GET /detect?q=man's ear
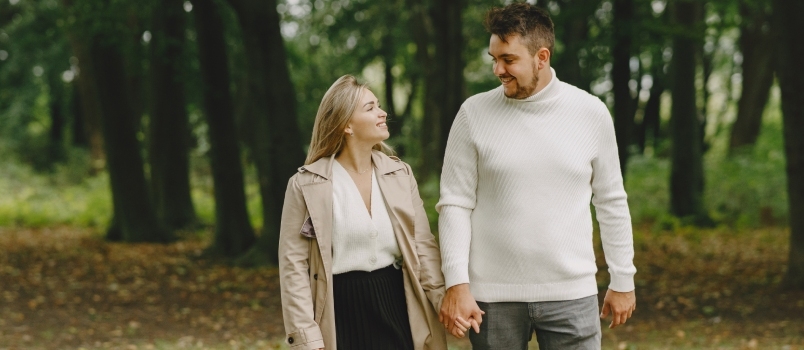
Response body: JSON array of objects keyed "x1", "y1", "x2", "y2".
[{"x1": 537, "y1": 48, "x2": 551, "y2": 69}]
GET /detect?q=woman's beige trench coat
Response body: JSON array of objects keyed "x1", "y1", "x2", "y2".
[{"x1": 278, "y1": 151, "x2": 448, "y2": 350}]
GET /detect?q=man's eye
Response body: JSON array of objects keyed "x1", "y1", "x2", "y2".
[{"x1": 505, "y1": 60, "x2": 513, "y2": 64}]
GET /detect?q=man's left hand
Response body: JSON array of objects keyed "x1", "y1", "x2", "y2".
[{"x1": 600, "y1": 289, "x2": 636, "y2": 329}]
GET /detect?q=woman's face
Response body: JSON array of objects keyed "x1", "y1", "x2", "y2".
[{"x1": 345, "y1": 88, "x2": 389, "y2": 143}]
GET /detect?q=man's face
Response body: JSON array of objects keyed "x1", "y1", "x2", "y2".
[{"x1": 488, "y1": 34, "x2": 539, "y2": 99}]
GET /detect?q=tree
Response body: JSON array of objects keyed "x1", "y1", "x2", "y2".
[
  {"x1": 772, "y1": 0, "x2": 804, "y2": 289},
  {"x1": 47, "y1": 71, "x2": 67, "y2": 164},
  {"x1": 434, "y1": 0, "x2": 466, "y2": 171},
  {"x1": 729, "y1": 0, "x2": 773, "y2": 154},
  {"x1": 612, "y1": 0, "x2": 635, "y2": 176},
  {"x1": 636, "y1": 50, "x2": 666, "y2": 153},
  {"x1": 66, "y1": 34, "x2": 106, "y2": 172},
  {"x1": 379, "y1": 1, "x2": 397, "y2": 138},
  {"x1": 552, "y1": 0, "x2": 599, "y2": 91},
  {"x1": 408, "y1": 0, "x2": 465, "y2": 179},
  {"x1": 408, "y1": 0, "x2": 439, "y2": 178},
  {"x1": 66, "y1": 0, "x2": 170, "y2": 242},
  {"x1": 191, "y1": 0, "x2": 256, "y2": 257},
  {"x1": 669, "y1": 0, "x2": 706, "y2": 219},
  {"x1": 224, "y1": 0, "x2": 306, "y2": 265},
  {"x1": 148, "y1": 0, "x2": 197, "y2": 230},
  {"x1": 70, "y1": 84, "x2": 88, "y2": 148}
]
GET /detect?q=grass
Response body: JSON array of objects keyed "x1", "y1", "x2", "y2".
[
  {"x1": 0, "y1": 149, "x2": 265, "y2": 230},
  {"x1": 0, "y1": 155, "x2": 112, "y2": 228}
]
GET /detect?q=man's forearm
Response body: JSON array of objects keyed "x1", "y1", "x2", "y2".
[{"x1": 438, "y1": 205, "x2": 473, "y2": 289}]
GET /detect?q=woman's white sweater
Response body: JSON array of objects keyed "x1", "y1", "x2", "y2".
[{"x1": 331, "y1": 161, "x2": 401, "y2": 274}]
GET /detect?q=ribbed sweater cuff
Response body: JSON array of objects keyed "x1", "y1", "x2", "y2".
[
  {"x1": 609, "y1": 273, "x2": 635, "y2": 292},
  {"x1": 444, "y1": 270, "x2": 470, "y2": 290}
]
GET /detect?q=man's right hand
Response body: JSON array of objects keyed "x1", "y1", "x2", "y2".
[{"x1": 439, "y1": 283, "x2": 484, "y2": 338}]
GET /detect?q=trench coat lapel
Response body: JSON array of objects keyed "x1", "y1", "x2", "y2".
[
  {"x1": 372, "y1": 151, "x2": 419, "y2": 272},
  {"x1": 299, "y1": 155, "x2": 335, "y2": 282}
]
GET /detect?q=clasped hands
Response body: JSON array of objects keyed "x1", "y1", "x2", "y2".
[
  {"x1": 438, "y1": 284, "x2": 483, "y2": 338},
  {"x1": 439, "y1": 284, "x2": 637, "y2": 338}
]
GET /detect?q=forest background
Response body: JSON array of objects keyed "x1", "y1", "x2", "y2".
[{"x1": 1, "y1": 0, "x2": 803, "y2": 348}]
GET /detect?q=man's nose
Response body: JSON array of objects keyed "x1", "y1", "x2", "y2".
[{"x1": 493, "y1": 62, "x2": 505, "y2": 77}]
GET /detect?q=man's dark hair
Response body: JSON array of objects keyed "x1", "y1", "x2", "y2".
[{"x1": 484, "y1": 2, "x2": 555, "y2": 56}]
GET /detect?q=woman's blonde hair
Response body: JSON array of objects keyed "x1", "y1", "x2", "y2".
[{"x1": 305, "y1": 75, "x2": 394, "y2": 165}]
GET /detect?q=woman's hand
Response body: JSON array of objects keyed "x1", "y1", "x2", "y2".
[{"x1": 450, "y1": 316, "x2": 480, "y2": 339}]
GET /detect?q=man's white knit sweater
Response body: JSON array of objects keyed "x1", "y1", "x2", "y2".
[{"x1": 436, "y1": 68, "x2": 636, "y2": 303}]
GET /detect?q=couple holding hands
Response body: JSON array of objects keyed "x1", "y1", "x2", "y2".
[{"x1": 279, "y1": 3, "x2": 637, "y2": 349}]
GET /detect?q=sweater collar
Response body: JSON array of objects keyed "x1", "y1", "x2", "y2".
[{"x1": 501, "y1": 67, "x2": 562, "y2": 103}]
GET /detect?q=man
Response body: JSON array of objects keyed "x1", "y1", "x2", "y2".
[{"x1": 436, "y1": 3, "x2": 637, "y2": 349}]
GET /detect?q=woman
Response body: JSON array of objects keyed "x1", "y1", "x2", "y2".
[{"x1": 279, "y1": 75, "x2": 448, "y2": 350}]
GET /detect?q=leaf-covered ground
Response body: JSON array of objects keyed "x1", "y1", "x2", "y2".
[{"x1": 0, "y1": 226, "x2": 802, "y2": 349}]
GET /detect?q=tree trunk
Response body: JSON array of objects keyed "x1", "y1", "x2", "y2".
[
  {"x1": 612, "y1": 0, "x2": 634, "y2": 177},
  {"x1": 409, "y1": 0, "x2": 439, "y2": 178},
  {"x1": 70, "y1": 83, "x2": 88, "y2": 147},
  {"x1": 554, "y1": 0, "x2": 597, "y2": 91},
  {"x1": 149, "y1": 0, "x2": 197, "y2": 230},
  {"x1": 383, "y1": 34, "x2": 403, "y2": 154},
  {"x1": 696, "y1": 2, "x2": 711, "y2": 154},
  {"x1": 434, "y1": 0, "x2": 466, "y2": 170},
  {"x1": 227, "y1": 0, "x2": 306, "y2": 265},
  {"x1": 48, "y1": 73, "x2": 66, "y2": 164},
  {"x1": 669, "y1": 0, "x2": 705, "y2": 219},
  {"x1": 637, "y1": 58, "x2": 665, "y2": 154},
  {"x1": 89, "y1": 37, "x2": 170, "y2": 242},
  {"x1": 192, "y1": 0, "x2": 256, "y2": 257},
  {"x1": 729, "y1": 1, "x2": 774, "y2": 154},
  {"x1": 407, "y1": 0, "x2": 465, "y2": 179},
  {"x1": 773, "y1": 0, "x2": 804, "y2": 289},
  {"x1": 123, "y1": 12, "x2": 146, "y2": 125},
  {"x1": 67, "y1": 36, "x2": 106, "y2": 172}
]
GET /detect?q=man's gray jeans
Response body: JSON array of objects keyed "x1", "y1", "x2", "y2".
[{"x1": 469, "y1": 295, "x2": 601, "y2": 350}]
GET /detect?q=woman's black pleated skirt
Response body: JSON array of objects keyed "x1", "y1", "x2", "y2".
[{"x1": 333, "y1": 264, "x2": 414, "y2": 350}]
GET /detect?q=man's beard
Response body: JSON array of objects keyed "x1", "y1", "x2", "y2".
[{"x1": 504, "y1": 62, "x2": 540, "y2": 99}]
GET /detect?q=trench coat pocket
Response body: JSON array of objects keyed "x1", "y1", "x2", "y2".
[{"x1": 299, "y1": 217, "x2": 316, "y2": 238}]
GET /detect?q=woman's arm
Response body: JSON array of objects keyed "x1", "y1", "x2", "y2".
[
  {"x1": 279, "y1": 175, "x2": 325, "y2": 349},
  {"x1": 405, "y1": 163, "x2": 447, "y2": 312}
]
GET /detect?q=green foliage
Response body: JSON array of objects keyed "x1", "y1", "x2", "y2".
[
  {"x1": 0, "y1": 149, "x2": 110, "y2": 228},
  {"x1": 705, "y1": 114, "x2": 787, "y2": 228},
  {"x1": 626, "y1": 115, "x2": 787, "y2": 230},
  {"x1": 0, "y1": 0, "x2": 73, "y2": 168},
  {"x1": 279, "y1": 0, "x2": 414, "y2": 145},
  {"x1": 0, "y1": 149, "x2": 269, "y2": 230},
  {"x1": 417, "y1": 174, "x2": 442, "y2": 236}
]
